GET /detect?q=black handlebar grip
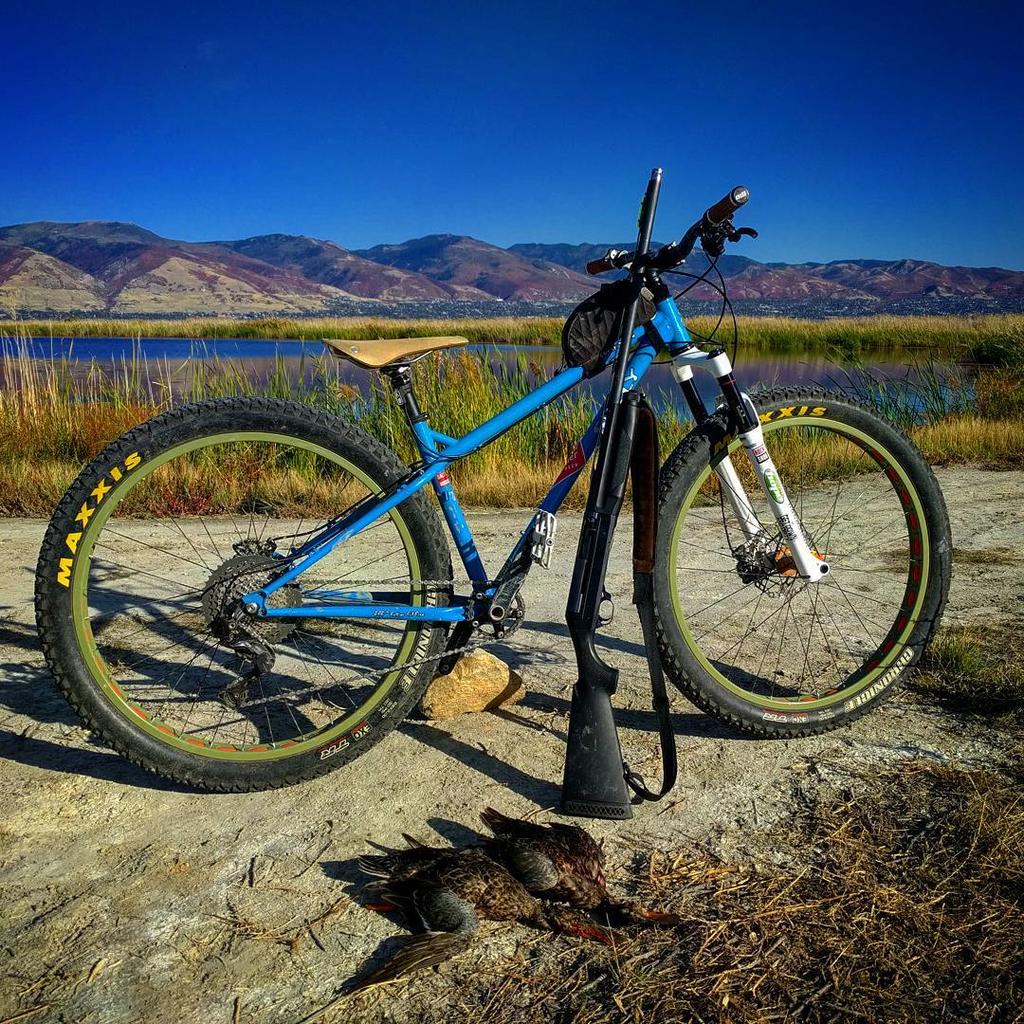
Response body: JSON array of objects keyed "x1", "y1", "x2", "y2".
[
  {"x1": 705, "y1": 186, "x2": 750, "y2": 225},
  {"x1": 586, "y1": 249, "x2": 631, "y2": 275}
]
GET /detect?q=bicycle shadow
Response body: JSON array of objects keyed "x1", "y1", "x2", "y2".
[
  {"x1": 516, "y1": 618, "x2": 649, "y2": 659},
  {"x1": 517, "y1": 690, "x2": 751, "y2": 741},
  {"x1": 398, "y1": 720, "x2": 562, "y2": 806},
  {"x1": 0, "y1": 613, "x2": 566, "y2": 800},
  {"x1": 479, "y1": 618, "x2": 646, "y2": 678},
  {"x1": 0, "y1": 614, "x2": 191, "y2": 790},
  {"x1": 0, "y1": 607, "x2": 747, "y2": 799},
  {"x1": 0, "y1": 614, "x2": 80, "y2": 726}
]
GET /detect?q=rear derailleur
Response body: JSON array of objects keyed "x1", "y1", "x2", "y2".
[
  {"x1": 203, "y1": 538, "x2": 301, "y2": 707},
  {"x1": 209, "y1": 605, "x2": 277, "y2": 708}
]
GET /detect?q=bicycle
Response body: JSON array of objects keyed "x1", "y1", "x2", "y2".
[{"x1": 35, "y1": 170, "x2": 951, "y2": 814}]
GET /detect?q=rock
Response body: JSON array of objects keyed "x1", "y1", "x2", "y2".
[{"x1": 420, "y1": 650, "x2": 525, "y2": 721}]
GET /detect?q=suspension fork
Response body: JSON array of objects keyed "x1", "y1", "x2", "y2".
[{"x1": 672, "y1": 352, "x2": 830, "y2": 582}]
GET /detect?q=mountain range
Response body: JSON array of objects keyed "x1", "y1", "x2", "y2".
[{"x1": 1, "y1": 220, "x2": 1022, "y2": 315}]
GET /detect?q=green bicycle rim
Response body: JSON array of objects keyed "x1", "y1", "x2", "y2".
[
  {"x1": 668, "y1": 414, "x2": 930, "y2": 711},
  {"x1": 70, "y1": 431, "x2": 428, "y2": 761}
]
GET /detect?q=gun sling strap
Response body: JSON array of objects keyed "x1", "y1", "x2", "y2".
[{"x1": 624, "y1": 393, "x2": 678, "y2": 802}]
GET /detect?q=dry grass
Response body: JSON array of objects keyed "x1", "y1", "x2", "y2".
[
  {"x1": 911, "y1": 624, "x2": 1024, "y2": 711},
  {"x1": 372, "y1": 763, "x2": 1024, "y2": 1024},
  {"x1": 0, "y1": 344, "x2": 671, "y2": 514},
  {"x1": 913, "y1": 415, "x2": 1024, "y2": 469},
  {"x1": 953, "y1": 546, "x2": 1022, "y2": 566},
  {"x1": 214, "y1": 895, "x2": 349, "y2": 956},
  {"x1": 3, "y1": 328, "x2": 1024, "y2": 515},
  {"x1": 4, "y1": 315, "x2": 568, "y2": 346}
]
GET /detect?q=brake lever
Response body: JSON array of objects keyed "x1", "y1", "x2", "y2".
[
  {"x1": 726, "y1": 225, "x2": 758, "y2": 242},
  {"x1": 699, "y1": 223, "x2": 728, "y2": 259}
]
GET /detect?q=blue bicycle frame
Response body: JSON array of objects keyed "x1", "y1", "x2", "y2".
[{"x1": 243, "y1": 296, "x2": 705, "y2": 623}]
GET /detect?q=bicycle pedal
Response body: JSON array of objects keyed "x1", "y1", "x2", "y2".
[{"x1": 530, "y1": 510, "x2": 558, "y2": 569}]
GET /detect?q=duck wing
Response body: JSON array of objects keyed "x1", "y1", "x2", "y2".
[
  {"x1": 480, "y1": 806, "x2": 554, "y2": 841},
  {"x1": 480, "y1": 808, "x2": 604, "y2": 873},
  {"x1": 484, "y1": 837, "x2": 561, "y2": 894},
  {"x1": 358, "y1": 845, "x2": 447, "y2": 882},
  {"x1": 348, "y1": 929, "x2": 475, "y2": 993}
]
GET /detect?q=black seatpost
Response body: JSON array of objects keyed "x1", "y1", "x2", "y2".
[{"x1": 560, "y1": 168, "x2": 663, "y2": 820}]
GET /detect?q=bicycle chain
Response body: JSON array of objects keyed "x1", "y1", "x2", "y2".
[
  {"x1": 223, "y1": 575, "x2": 514, "y2": 713},
  {"x1": 233, "y1": 621, "x2": 491, "y2": 713}
]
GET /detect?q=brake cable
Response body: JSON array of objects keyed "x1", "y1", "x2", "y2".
[{"x1": 664, "y1": 253, "x2": 740, "y2": 369}]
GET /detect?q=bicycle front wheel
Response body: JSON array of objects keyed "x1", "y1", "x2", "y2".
[
  {"x1": 653, "y1": 388, "x2": 951, "y2": 736},
  {"x1": 35, "y1": 397, "x2": 452, "y2": 791}
]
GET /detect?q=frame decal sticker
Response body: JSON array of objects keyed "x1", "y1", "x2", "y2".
[{"x1": 763, "y1": 468, "x2": 785, "y2": 504}]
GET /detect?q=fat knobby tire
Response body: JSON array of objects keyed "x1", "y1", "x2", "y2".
[
  {"x1": 652, "y1": 388, "x2": 952, "y2": 737},
  {"x1": 35, "y1": 397, "x2": 453, "y2": 792}
]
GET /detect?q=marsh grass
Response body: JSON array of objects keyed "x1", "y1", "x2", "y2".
[
  {"x1": 0, "y1": 342, "x2": 691, "y2": 515},
  {"x1": 816, "y1": 352, "x2": 1024, "y2": 467},
  {"x1": 823, "y1": 358, "x2": 971, "y2": 428},
  {"x1": 913, "y1": 415, "x2": 1024, "y2": 469},
  {"x1": 2, "y1": 329, "x2": 1023, "y2": 515}
]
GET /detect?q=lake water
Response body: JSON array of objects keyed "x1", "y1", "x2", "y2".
[{"x1": 4, "y1": 335, "x2": 939, "y2": 410}]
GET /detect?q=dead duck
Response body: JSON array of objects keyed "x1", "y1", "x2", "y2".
[
  {"x1": 354, "y1": 846, "x2": 612, "y2": 991},
  {"x1": 479, "y1": 805, "x2": 607, "y2": 909},
  {"x1": 479, "y1": 807, "x2": 681, "y2": 926}
]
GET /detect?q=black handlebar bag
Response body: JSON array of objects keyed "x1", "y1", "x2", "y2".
[{"x1": 561, "y1": 280, "x2": 656, "y2": 377}]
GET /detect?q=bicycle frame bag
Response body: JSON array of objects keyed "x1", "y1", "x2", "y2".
[{"x1": 562, "y1": 280, "x2": 656, "y2": 377}]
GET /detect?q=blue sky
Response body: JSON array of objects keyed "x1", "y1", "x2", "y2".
[{"x1": 3, "y1": 1, "x2": 1022, "y2": 267}]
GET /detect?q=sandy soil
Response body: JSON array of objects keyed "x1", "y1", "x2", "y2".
[{"x1": 0, "y1": 467, "x2": 1021, "y2": 1023}]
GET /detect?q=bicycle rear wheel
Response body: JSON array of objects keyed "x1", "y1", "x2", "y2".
[
  {"x1": 35, "y1": 397, "x2": 452, "y2": 791},
  {"x1": 653, "y1": 388, "x2": 951, "y2": 735}
]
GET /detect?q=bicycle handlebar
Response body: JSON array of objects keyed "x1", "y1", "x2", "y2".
[
  {"x1": 585, "y1": 185, "x2": 752, "y2": 276},
  {"x1": 585, "y1": 249, "x2": 630, "y2": 275},
  {"x1": 704, "y1": 185, "x2": 749, "y2": 225}
]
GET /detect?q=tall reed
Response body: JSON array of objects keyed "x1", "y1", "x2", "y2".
[
  {"x1": 0, "y1": 341, "x2": 692, "y2": 513},
  {"x1": 2, "y1": 335, "x2": 1021, "y2": 515}
]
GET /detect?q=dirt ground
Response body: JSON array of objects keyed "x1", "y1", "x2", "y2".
[{"x1": 0, "y1": 467, "x2": 1021, "y2": 1024}]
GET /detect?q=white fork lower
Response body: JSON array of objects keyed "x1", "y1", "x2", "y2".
[
  {"x1": 729, "y1": 397, "x2": 829, "y2": 581},
  {"x1": 710, "y1": 410, "x2": 830, "y2": 582},
  {"x1": 672, "y1": 355, "x2": 829, "y2": 582}
]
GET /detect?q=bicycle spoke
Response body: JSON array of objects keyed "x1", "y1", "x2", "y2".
[
  {"x1": 291, "y1": 633, "x2": 357, "y2": 710},
  {"x1": 99, "y1": 531, "x2": 210, "y2": 575},
  {"x1": 671, "y1": 414, "x2": 923, "y2": 708},
  {"x1": 73, "y1": 428, "x2": 438, "y2": 759}
]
